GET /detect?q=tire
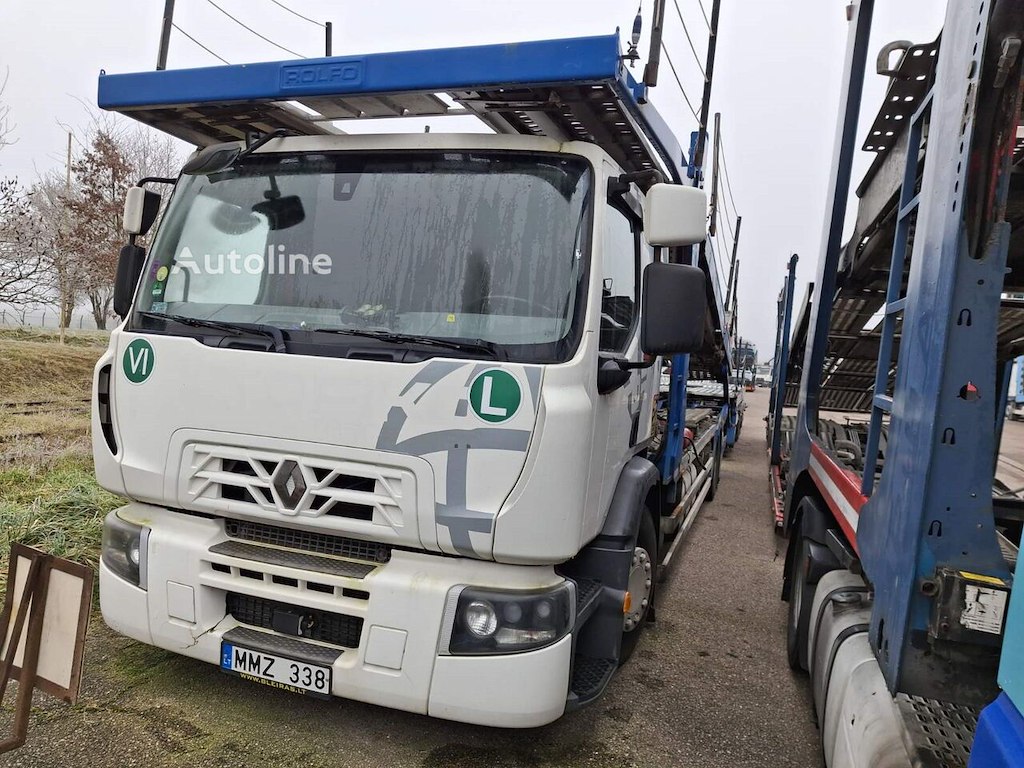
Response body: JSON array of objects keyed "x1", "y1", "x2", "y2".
[
  {"x1": 706, "y1": 437, "x2": 723, "y2": 502},
  {"x1": 619, "y1": 511, "x2": 658, "y2": 664},
  {"x1": 785, "y1": 516, "x2": 840, "y2": 672},
  {"x1": 785, "y1": 536, "x2": 815, "y2": 671}
]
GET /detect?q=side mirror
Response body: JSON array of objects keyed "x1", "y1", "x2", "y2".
[
  {"x1": 641, "y1": 261, "x2": 706, "y2": 354},
  {"x1": 123, "y1": 187, "x2": 162, "y2": 236},
  {"x1": 643, "y1": 184, "x2": 707, "y2": 247},
  {"x1": 113, "y1": 244, "x2": 147, "y2": 318}
]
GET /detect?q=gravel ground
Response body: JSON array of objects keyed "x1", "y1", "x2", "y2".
[{"x1": 0, "y1": 389, "x2": 821, "y2": 767}]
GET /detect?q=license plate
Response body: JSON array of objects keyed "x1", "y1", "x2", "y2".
[{"x1": 220, "y1": 642, "x2": 332, "y2": 699}]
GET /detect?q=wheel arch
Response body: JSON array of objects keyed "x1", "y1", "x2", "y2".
[{"x1": 781, "y1": 475, "x2": 839, "y2": 601}]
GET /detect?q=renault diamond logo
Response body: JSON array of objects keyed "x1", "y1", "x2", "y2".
[{"x1": 273, "y1": 460, "x2": 306, "y2": 511}]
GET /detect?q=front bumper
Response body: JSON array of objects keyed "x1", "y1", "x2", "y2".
[{"x1": 99, "y1": 503, "x2": 571, "y2": 728}]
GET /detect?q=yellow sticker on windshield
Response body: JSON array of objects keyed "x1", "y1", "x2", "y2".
[
  {"x1": 155, "y1": 266, "x2": 169, "y2": 282},
  {"x1": 447, "y1": 314, "x2": 456, "y2": 323}
]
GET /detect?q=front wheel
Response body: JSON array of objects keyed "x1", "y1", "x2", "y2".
[{"x1": 619, "y1": 511, "x2": 658, "y2": 664}]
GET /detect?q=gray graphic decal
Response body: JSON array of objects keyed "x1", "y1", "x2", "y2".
[{"x1": 376, "y1": 360, "x2": 535, "y2": 556}]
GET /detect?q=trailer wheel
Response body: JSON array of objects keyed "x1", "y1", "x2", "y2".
[
  {"x1": 619, "y1": 511, "x2": 657, "y2": 665},
  {"x1": 785, "y1": 536, "x2": 814, "y2": 671},
  {"x1": 785, "y1": 510, "x2": 840, "y2": 672}
]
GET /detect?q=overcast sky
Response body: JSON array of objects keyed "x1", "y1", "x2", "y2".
[{"x1": 0, "y1": 0, "x2": 946, "y2": 356}]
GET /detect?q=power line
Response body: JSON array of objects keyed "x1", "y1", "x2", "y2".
[
  {"x1": 660, "y1": 43, "x2": 701, "y2": 123},
  {"x1": 203, "y1": 0, "x2": 306, "y2": 58},
  {"x1": 172, "y1": 23, "x2": 231, "y2": 64},
  {"x1": 267, "y1": 0, "x2": 325, "y2": 28},
  {"x1": 697, "y1": 0, "x2": 712, "y2": 32},
  {"x1": 713, "y1": 228, "x2": 729, "y2": 297},
  {"x1": 722, "y1": 206, "x2": 736, "y2": 246},
  {"x1": 717, "y1": 135, "x2": 741, "y2": 221},
  {"x1": 669, "y1": 0, "x2": 706, "y2": 80}
]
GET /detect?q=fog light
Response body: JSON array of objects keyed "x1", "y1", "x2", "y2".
[{"x1": 464, "y1": 600, "x2": 498, "y2": 638}]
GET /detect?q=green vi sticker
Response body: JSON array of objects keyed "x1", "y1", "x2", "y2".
[
  {"x1": 469, "y1": 369, "x2": 521, "y2": 423},
  {"x1": 122, "y1": 339, "x2": 155, "y2": 384}
]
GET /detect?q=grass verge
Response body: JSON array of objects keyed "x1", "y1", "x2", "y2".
[{"x1": 0, "y1": 455, "x2": 121, "y2": 590}]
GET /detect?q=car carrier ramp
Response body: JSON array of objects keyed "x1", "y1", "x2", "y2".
[
  {"x1": 781, "y1": 31, "x2": 1024, "y2": 414},
  {"x1": 97, "y1": 34, "x2": 687, "y2": 184}
]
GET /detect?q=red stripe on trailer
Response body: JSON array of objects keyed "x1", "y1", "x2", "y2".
[{"x1": 808, "y1": 443, "x2": 866, "y2": 554}]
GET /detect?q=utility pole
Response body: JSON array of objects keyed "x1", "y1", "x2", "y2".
[
  {"x1": 156, "y1": 0, "x2": 176, "y2": 71},
  {"x1": 59, "y1": 130, "x2": 72, "y2": 345},
  {"x1": 325, "y1": 22, "x2": 333, "y2": 57}
]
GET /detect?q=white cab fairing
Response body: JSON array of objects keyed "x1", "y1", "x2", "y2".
[
  {"x1": 96, "y1": 133, "x2": 669, "y2": 726},
  {"x1": 95, "y1": 135, "x2": 654, "y2": 564}
]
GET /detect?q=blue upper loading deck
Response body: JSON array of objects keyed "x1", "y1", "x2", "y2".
[{"x1": 96, "y1": 32, "x2": 727, "y2": 346}]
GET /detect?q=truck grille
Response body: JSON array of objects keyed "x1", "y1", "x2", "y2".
[
  {"x1": 183, "y1": 443, "x2": 411, "y2": 531},
  {"x1": 224, "y1": 518, "x2": 391, "y2": 564},
  {"x1": 226, "y1": 593, "x2": 364, "y2": 649}
]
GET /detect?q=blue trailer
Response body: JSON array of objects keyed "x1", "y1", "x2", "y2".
[{"x1": 769, "y1": 0, "x2": 1024, "y2": 763}]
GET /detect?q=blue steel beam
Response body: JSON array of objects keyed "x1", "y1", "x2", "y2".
[
  {"x1": 857, "y1": 0, "x2": 1020, "y2": 703},
  {"x1": 98, "y1": 36, "x2": 624, "y2": 108},
  {"x1": 784, "y1": 0, "x2": 874, "y2": 526},
  {"x1": 97, "y1": 33, "x2": 689, "y2": 187}
]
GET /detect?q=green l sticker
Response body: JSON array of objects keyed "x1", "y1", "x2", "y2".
[
  {"x1": 469, "y1": 369, "x2": 521, "y2": 423},
  {"x1": 122, "y1": 339, "x2": 155, "y2": 384}
]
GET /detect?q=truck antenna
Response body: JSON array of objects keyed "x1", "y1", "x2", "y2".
[{"x1": 625, "y1": 4, "x2": 642, "y2": 66}]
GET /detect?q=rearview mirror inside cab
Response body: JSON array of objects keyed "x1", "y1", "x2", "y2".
[{"x1": 643, "y1": 184, "x2": 707, "y2": 247}]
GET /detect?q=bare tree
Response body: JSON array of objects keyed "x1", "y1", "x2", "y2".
[
  {"x1": 66, "y1": 130, "x2": 132, "y2": 329},
  {"x1": 0, "y1": 178, "x2": 47, "y2": 307},
  {"x1": 28, "y1": 173, "x2": 81, "y2": 341},
  {"x1": 60, "y1": 114, "x2": 183, "y2": 329}
]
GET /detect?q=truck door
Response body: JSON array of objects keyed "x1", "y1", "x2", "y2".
[{"x1": 588, "y1": 193, "x2": 653, "y2": 518}]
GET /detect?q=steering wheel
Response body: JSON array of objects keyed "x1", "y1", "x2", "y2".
[{"x1": 467, "y1": 294, "x2": 557, "y2": 316}]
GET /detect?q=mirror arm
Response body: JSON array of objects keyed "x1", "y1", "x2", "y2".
[
  {"x1": 136, "y1": 177, "x2": 177, "y2": 187},
  {"x1": 241, "y1": 128, "x2": 288, "y2": 158},
  {"x1": 599, "y1": 353, "x2": 656, "y2": 371},
  {"x1": 616, "y1": 357, "x2": 656, "y2": 370},
  {"x1": 607, "y1": 169, "x2": 666, "y2": 205}
]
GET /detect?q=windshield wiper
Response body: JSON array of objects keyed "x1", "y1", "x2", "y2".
[
  {"x1": 136, "y1": 311, "x2": 288, "y2": 353},
  {"x1": 310, "y1": 328, "x2": 506, "y2": 359}
]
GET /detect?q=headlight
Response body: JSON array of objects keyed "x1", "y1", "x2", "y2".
[
  {"x1": 443, "y1": 584, "x2": 573, "y2": 655},
  {"x1": 101, "y1": 511, "x2": 149, "y2": 589}
]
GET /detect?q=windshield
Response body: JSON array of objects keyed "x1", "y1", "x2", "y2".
[{"x1": 134, "y1": 150, "x2": 593, "y2": 363}]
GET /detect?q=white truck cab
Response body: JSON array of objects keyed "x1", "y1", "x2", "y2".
[{"x1": 95, "y1": 34, "x2": 728, "y2": 727}]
